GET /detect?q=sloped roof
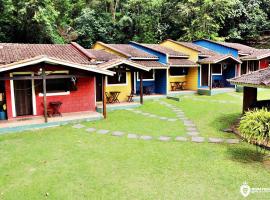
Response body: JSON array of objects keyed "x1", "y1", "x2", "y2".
[
  {"x1": 241, "y1": 49, "x2": 270, "y2": 60},
  {"x1": 131, "y1": 42, "x2": 188, "y2": 57},
  {"x1": 132, "y1": 60, "x2": 168, "y2": 69},
  {"x1": 218, "y1": 42, "x2": 256, "y2": 56},
  {"x1": 228, "y1": 67, "x2": 270, "y2": 87},
  {"x1": 169, "y1": 58, "x2": 198, "y2": 67},
  {"x1": 87, "y1": 49, "x2": 120, "y2": 61},
  {"x1": 95, "y1": 42, "x2": 158, "y2": 59},
  {"x1": 0, "y1": 42, "x2": 95, "y2": 66},
  {"x1": 0, "y1": 55, "x2": 114, "y2": 76},
  {"x1": 198, "y1": 54, "x2": 242, "y2": 64},
  {"x1": 165, "y1": 40, "x2": 216, "y2": 57},
  {"x1": 97, "y1": 59, "x2": 150, "y2": 71}
]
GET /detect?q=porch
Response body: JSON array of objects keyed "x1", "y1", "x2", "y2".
[
  {"x1": 198, "y1": 54, "x2": 242, "y2": 95},
  {"x1": 0, "y1": 111, "x2": 103, "y2": 134}
]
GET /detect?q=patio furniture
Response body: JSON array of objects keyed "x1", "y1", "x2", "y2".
[
  {"x1": 127, "y1": 90, "x2": 134, "y2": 102},
  {"x1": 105, "y1": 92, "x2": 113, "y2": 103},
  {"x1": 110, "y1": 91, "x2": 121, "y2": 103},
  {"x1": 170, "y1": 81, "x2": 186, "y2": 91},
  {"x1": 212, "y1": 80, "x2": 224, "y2": 88},
  {"x1": 143, "y1": 85, "x2": 154, "y2": 95},
  {"x1": 49, "y1": 101, "x2": 63, "y2": 117}
]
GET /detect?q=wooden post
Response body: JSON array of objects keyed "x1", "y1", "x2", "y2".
[
  {"x1": 243, "y1": 86, "x2": 257, "y2": 113},
  {"x1": 41, "y1": 67, "x2": 48, "y2": 123},
  {"x1": 102, "y1": 75, "x2": 107, "y2": 119},
  {"x1": 140, "y1": 72, "x2": 143, "y2": 104},
  {"x1": 208, "y1": 63, "x2": 212, "y2": 90}
]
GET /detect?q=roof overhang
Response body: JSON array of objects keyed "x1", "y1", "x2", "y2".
[
  {"x1": 241, "y1": 52, "x2": 270, "y2": 61},
  {"x1": 98, "y1": 59, "x2": 150, "y2": 71},
  {"x1": 0, "y1": 55, "x2": 115, "y2": 76},
  {"x1": 199, "y1": 55, "x2": 242, "y2": 64},
  {"x1": 170, "y1": 64, "x2": 199, "y2": 67}
]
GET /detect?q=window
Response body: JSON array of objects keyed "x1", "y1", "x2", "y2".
[
  {"x1": 212, "y1": 64, "x2": 222, "y2": 75},
  {"x1": 138, "y1": 70, "x2": 154, "y2": 80},
  {"x1": 46, "y1": 78, "x2": 70, "y2": 93},
  {"x1": 107, "y1": 71, "x2": 127, "y2": 85},
  {"x1": 169, "y1": 67, "x2": 188, "y2": 76}
]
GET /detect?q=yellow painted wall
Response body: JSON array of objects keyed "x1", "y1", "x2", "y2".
[
  {"x1": 160, "y1": 40, "x2": 199, "y2": 62},
  {"x1": 168, "y1": 75, "x2": 186, "y2": 91},
  {"x1": 161, "y1": 40, "x2": 199, "y2": 91},
  {"x1": 93, "y1": 43, "x2": 127, "y2": 58},
  {"x1": 106, "y1": 72, "x2": 132, "y2": 102}
]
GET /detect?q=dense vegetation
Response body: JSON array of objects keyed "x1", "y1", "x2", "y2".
[{"x1": 0, "y1": 0, "x2": 270, "y2": 47}]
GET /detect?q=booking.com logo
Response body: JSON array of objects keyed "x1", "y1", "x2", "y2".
[{"x1": 240, "y1": 182, "x2": 270, "y2": 197}]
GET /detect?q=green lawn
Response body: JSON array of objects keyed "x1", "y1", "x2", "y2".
[{"x1": 1, "y1": 92, "x2": 270, "y2": 200}]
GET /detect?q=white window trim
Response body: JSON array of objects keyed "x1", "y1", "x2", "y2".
[
  {"x1": 212, "y1": 64, "x2": 223, "y2": 75},
  {"x1": 10, "y1": 72, "x2": 37, "y2": 117},
  {"x1": 137, "y1": 70, "x2": 155, "y2": 81},
  {"x1": 37, "y1": 70, "x2": 69, "y2": 75},
  {"x1": 106, "y1": 72, "x2": 128, "y2": 86},
  {"x1": 39, "y1": 91, "x2": 70, "y2": 97}
]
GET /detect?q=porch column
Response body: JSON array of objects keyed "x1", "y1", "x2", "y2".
[
  {"x1": 208, "y1": 63, "x2": 212, "y2": 90},
  {"x1": 41, "y1": 67, "x2": 48, "y2": 123},
  {"x1": 243, "y1": 86, "x2": 257, "y2": 113},
  {"x1": 140, "y1": 73, "x2": 143, "y2": 104},
  {"x1": 102, "y1": 75, "x2": 107, "y2": 119},
  {"x1": 246, "y1": 61, "x2": 249, "y2": 73}
]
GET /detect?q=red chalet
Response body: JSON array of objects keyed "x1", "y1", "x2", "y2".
[{"x1": 0, "y1": 42, "x2": 116, "y2": 125}]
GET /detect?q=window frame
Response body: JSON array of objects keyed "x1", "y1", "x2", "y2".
[
  {"x1": 212, "y1": 64, "x2": 222, "y2": 75},
  {"x1": 137, "y1": 70, "x2": 155, "y2": 81},
  {"x1": 106, "y1": 71, "x2": 128, "y2": 86},
  {"x1": 169, "y1": 67, "x2": 188, "y2": 77}
]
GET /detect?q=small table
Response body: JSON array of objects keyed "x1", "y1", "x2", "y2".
[
  {"x1": 49, "y1": 101, "x2": 63, "y2": 117},
  {"x1": 170, "y1": 82, "x2": 186, "y2": 91},
  {"x1": 110, "y1": 91, "x2": 121, "y2": 103}
]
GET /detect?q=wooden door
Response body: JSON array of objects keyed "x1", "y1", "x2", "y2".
[
  {"x1": 14, "y1": 80, "x2": 33, "y2": 116},
  {"x1": 96, "y1": 75, "x2": 102, "y2": 101},
  {"x1": 201, "y1": 65, "x2": 209, "y2": 86}
]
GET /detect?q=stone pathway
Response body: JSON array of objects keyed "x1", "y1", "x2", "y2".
[
  {"x1": 182, "y1": 96, "x2": 238, "y2": 104},
  {"x1": 158, "y1": 101, "x2": 200, "y2": 137},
  {"x1": 127, "y1": 108, "x2": 178, "y2": 122},
  {"x1": 71, "y1": 124, "x2": 241, "y2": 145}
]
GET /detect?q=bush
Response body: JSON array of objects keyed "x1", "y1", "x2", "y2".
[{"x1": 239, "y1": 108, "x2": 270, "y2": 145}]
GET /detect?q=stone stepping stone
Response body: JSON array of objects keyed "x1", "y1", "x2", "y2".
[
  {"x1": 126, "y1": 108, "x2": 134, "y2": 111},
  {"x1": 191, "y1": 136, "x2": 205, "y2": 143},
  {"x1": 168, "y1": 118, "x2": 177, "y2": 122},
  {"x1": 97, "y1": 129, "x2": 110, "y2": 135},
  {"x1": 86, "y1": 128, "x2": 96, "y2": 132},
  {"x1": 159, "y1": 136, "x2": 171, "y2": 142},
  {"x1": 187, "y1": 131, "x2": 199, "y2": 136},
  {"x1": 127, "y1": 134, "x2": 138, "y2": 139},
  {"x1": 149, "y1": 114, "x2": 157, "y2": 118},
  {"x1": 226, "y1": 139, "x2": 240, "y2": 144},
  {"x1": 208, "y1": 138, "x2": 224, "y2": 143},
  {"x1": 141, "y1": 113, "x2": 150, "y2": 116},
  {"x1": 160, "y1": 117, "x2": 168, "y2": 120},
  {"x1": 186, "y1": 127, "x2": 197, "y2": 132},
  {"x1": 140, "y1": 135, "x2": 152, "y2": 140},
  {"x1": 72, "y1": 124, "x2": 85, "y2": 129},
  {"x1": 112, "y1": 131, "x2": 125, "y2": 137},
  {"x1": 175, "y1": 136, "x2": 188, "y2": 142}
]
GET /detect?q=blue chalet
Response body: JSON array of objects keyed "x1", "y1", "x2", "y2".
[
  {"x1": 129, "y1": 42, "x2": 199, "y2": 95},
  {"x1": 192, "y1": 39, "x2": 243, "y2": 95}
]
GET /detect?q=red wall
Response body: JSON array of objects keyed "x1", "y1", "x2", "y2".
[
  {"x1": 260, "y1": 58, "x2": 270, "y2": 69},
  {"x1": 5, "y1": 76, "x2": 96, "y2": 120}
]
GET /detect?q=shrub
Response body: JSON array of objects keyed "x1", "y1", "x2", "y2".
[{"x1": 239, "y1": 108, "x2": 270, "y2": 145}]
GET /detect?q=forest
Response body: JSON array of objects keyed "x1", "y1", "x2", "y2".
[{"x1": 0, "y1": 0, "x2": 270, "y2": 48}]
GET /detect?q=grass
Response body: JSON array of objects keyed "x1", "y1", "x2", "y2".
[{"x1": 1, "y1": 92, "x2": 270, "y2": 199}]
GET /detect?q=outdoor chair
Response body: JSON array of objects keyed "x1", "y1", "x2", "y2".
[
  {"x1": 127, "y1": 90, "x2": 134, "y2": 102},
  {"x1": 105, "y1": 92, "x2": 113, "y2": 103}
]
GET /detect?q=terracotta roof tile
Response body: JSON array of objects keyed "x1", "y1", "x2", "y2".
[
  {"x1": 169, "y1": 58, "x2": 198, "y2": 67},
  {"x1": 219, "y1": 42, "x2": 256, "y2": 55},
  {"x1": 199, "y1": 54, "x2": 242, "y2": 64},
  {"x1": 132, "y1": 42, "x2": 188, "y2": 57},
  {"x1": 106, "y1": 44, "x2": 158, "y2": 58},
  {"x1": 229, "y1": 67, "x2": 270, "y2": 87},
  {"x1": 132, "y1": 60, "x2": 167, "y2": 68},
  {"x1": 87, "y1": 49, "x2": 120, "y2": 61},
  {"x1": 241, "y1": 49, "x2": 270, "y2": 60},
  {"x1": 0, "y1": 43, "x2": 93, "y2": 66}
]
